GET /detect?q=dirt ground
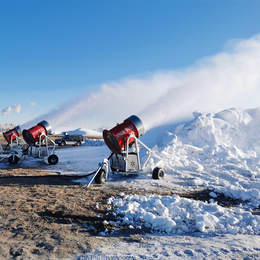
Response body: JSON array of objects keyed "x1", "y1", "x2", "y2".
[
  {"x1": 1, "y1": 163, "x2": 254, "y2": 260},
  {"x1": 0, "y1": 162, "x2": 181, "y2": 260}
]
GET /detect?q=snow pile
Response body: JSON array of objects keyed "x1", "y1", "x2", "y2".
[
  {"x1": 84, "y1": 138, "x2": 105, "y2": 146},
  {"x1": 143, "y1": 107, "x2": 260, "y2": 205},
  {"x1": 109, "y1": 194, "x2": 260, "y2": 235},
  {"x1": 104, "y1": 107, "x2": 260, "y2": 237},
  {"x1": 53, "y1": 127, "x2": 102, "y2": 137}
]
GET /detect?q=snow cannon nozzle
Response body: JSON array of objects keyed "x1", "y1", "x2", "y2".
[
  {"x1": 22, "y1": 120, "x2": 52, "y2": 146},
  {"x1": 103, "y1": 115, "x2": 145, "y2": 154},
  {"x1": 3, "y1": 126, "x2": 22, "y2": 143}
]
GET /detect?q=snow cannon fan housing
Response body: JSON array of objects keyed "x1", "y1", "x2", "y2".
[
  {"x1": 103, "y1": 115, "x2": 146, "y2": 154},
  {"x1": 3, "y1": 126, "x2": 22, "y2": 143},
  {"x1": 22, "y1": 120, "x2": 52, "y2": 146}
]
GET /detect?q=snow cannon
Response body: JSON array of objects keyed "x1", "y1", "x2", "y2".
[
  {"x1": 87, "y1": 115, "x2": 165, "y2": 188},
  {"x1": 3, "y1": 126, "x2": 22, "y2": 143},
  {"x1": 1, "y1": 125, "x2": 24, "y2": 165},
  {"x1": 103, "y1": 115, "x2": 146, "y2": 154},
  {"x1": 22, "y1": 120, "x2": 52, "y2": 146}
]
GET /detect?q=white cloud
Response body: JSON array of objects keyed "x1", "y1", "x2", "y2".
[
  {"x1": 0, "y1": 107, "x2": 12, "y2": 115},
  {"x1": 30, "y1": 101, "x2": 36, "y2": 107},
  {"x1": 13, "y1": 103, "x2": 22, "y2": 114},
  {"x1": 0, "y1": 103, "x2": 22, "y2": 116}
]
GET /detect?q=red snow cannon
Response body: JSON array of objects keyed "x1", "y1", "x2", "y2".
[
  {"x1": 22, "y1": 120, "x2": 52, "y2": 146},
  {"x1": 103, "y1": 115, "x2": 146, "y2": 154},
  {"x1": 3, "y1": 126, "x2": 22, "y2": 143}
]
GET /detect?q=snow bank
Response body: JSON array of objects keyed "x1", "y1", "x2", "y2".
[
  {"x1": 143, "y1": 107, "x2": 260, "y2": 205},
  {"x1": 104, "y1": 107, "x2": 260, "y2": 237},
  {"x1": 84, "y1": 138, "x2": 105, "y2": 146},
  {"x1": 109, "y1": 194, "x2": 260, "y2": 235},
  {"x1": 53, "y1": 127, "x2": 102, "y2": 137}
]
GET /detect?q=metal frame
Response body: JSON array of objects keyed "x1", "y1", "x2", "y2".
[
  {"x1": 86, "y1": 132, "x2": 151, "y2": 188},
  {"x1": 26, "y1": 132, "x2": 57, "y2": 159},
  {"x1": 123, "y1": 132, "x2": 151, "y2": 171},
  {"x1": 0, "y1": 132, "x2": 58, "y2": 164},
  {"x1": 0, "y1": 134, "x2": 26, "y2": 163}
]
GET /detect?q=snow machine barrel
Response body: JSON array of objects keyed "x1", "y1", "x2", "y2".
[
  {"x1": 22, "y1": 120, "x2": 52, "y2": 146},
  {"x1": 3, "y1": 126, "x2": 22, "y2": 143},
  {"x1": 103, "y1": 115, "x2": 145, "y2": 154}
]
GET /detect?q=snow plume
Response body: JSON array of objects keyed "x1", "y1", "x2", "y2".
[
  {"x1": 0, "y1": 103, "x2": 22, "y2": 115},
  {"x1": 24, "y1": 34, "x2": 260, "y2": 131},
  {"x1": 22, "y1": 72, "x2": 178, "y2": 130},
  {"x1": 139, "y1": 34, "x2": 260, "y2": 130}
]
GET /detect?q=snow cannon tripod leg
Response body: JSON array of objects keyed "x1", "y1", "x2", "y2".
[
  {"x1": 86, "y1": 153, "x2": 114, "y2": 189},
  {"x1": 86, "y1": 165, "x2": 103, "y2": 189}
]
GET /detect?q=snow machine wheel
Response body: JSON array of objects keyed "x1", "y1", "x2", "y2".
[
  {"x1": 48, "y1": 154, "x2": 59, "y2": 165},
  {"x1": 76, "y1": 141, "x2": 81, "y2": 146},
  {"x1": 8, "y1": 155, "x2": 19, "y2": 164},
  {"x1": 152, "y1": 167, "x2": 165, "y2": 180},
  {"x1": 61, "y1": 141, "x2": 66, "y2": 147},
  {"x1": 95, "y1": 169, "x2": 106, "y2": 184}
]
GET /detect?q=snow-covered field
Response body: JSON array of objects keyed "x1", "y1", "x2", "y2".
[{"x1": 1, "y1": 107, "x2": 260, "y2": 259}]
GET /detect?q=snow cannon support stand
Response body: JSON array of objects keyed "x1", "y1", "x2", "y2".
[
  {"x1": 86, "y1": 115, "x2": 165, "y2": 188},
  {"x1": 21, "y1": 120, "x2": 59, "y2": 165},
  {"x1": 0, "y1": 126, "x2": 26, "y2": 164}
]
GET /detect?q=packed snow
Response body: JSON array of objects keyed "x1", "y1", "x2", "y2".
[
  {"x1": 1, "y1": 107, "x2": 260, "y2": 259},
  {"x1": 108, "y1": 193, "x2": 260, "y2": 235},
  {"x1": 143, "y1": 107, "x2": 260, "y2": 205}
]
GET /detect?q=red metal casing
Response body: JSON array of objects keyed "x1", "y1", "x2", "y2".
[
  {"x1": 103, "y1": 115, "x2": 145, "y2": 154},
  {"x1": 22, "y1": 120, "x2": 52, "y2": 146},
  {"x1": 3, "y1": 126, "x2": 22, "y2": 143}
]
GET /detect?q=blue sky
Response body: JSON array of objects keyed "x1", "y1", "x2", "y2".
[{"x1": 1, "y1": 1, "x2": 260, "y2": 128}]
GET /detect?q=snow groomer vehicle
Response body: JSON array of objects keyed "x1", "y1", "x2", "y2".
[{"x1": 86, "y1": 115, "x2": 165, "y2": 188}]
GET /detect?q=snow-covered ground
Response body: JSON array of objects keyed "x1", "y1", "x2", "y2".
[{"x1": 1, "y1": 107, "x2": 260, "y2": 259}]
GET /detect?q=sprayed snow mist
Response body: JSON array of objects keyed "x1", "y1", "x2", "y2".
[{"x1": 22, "y1": 34, "x2": 260, "y2": 132}]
